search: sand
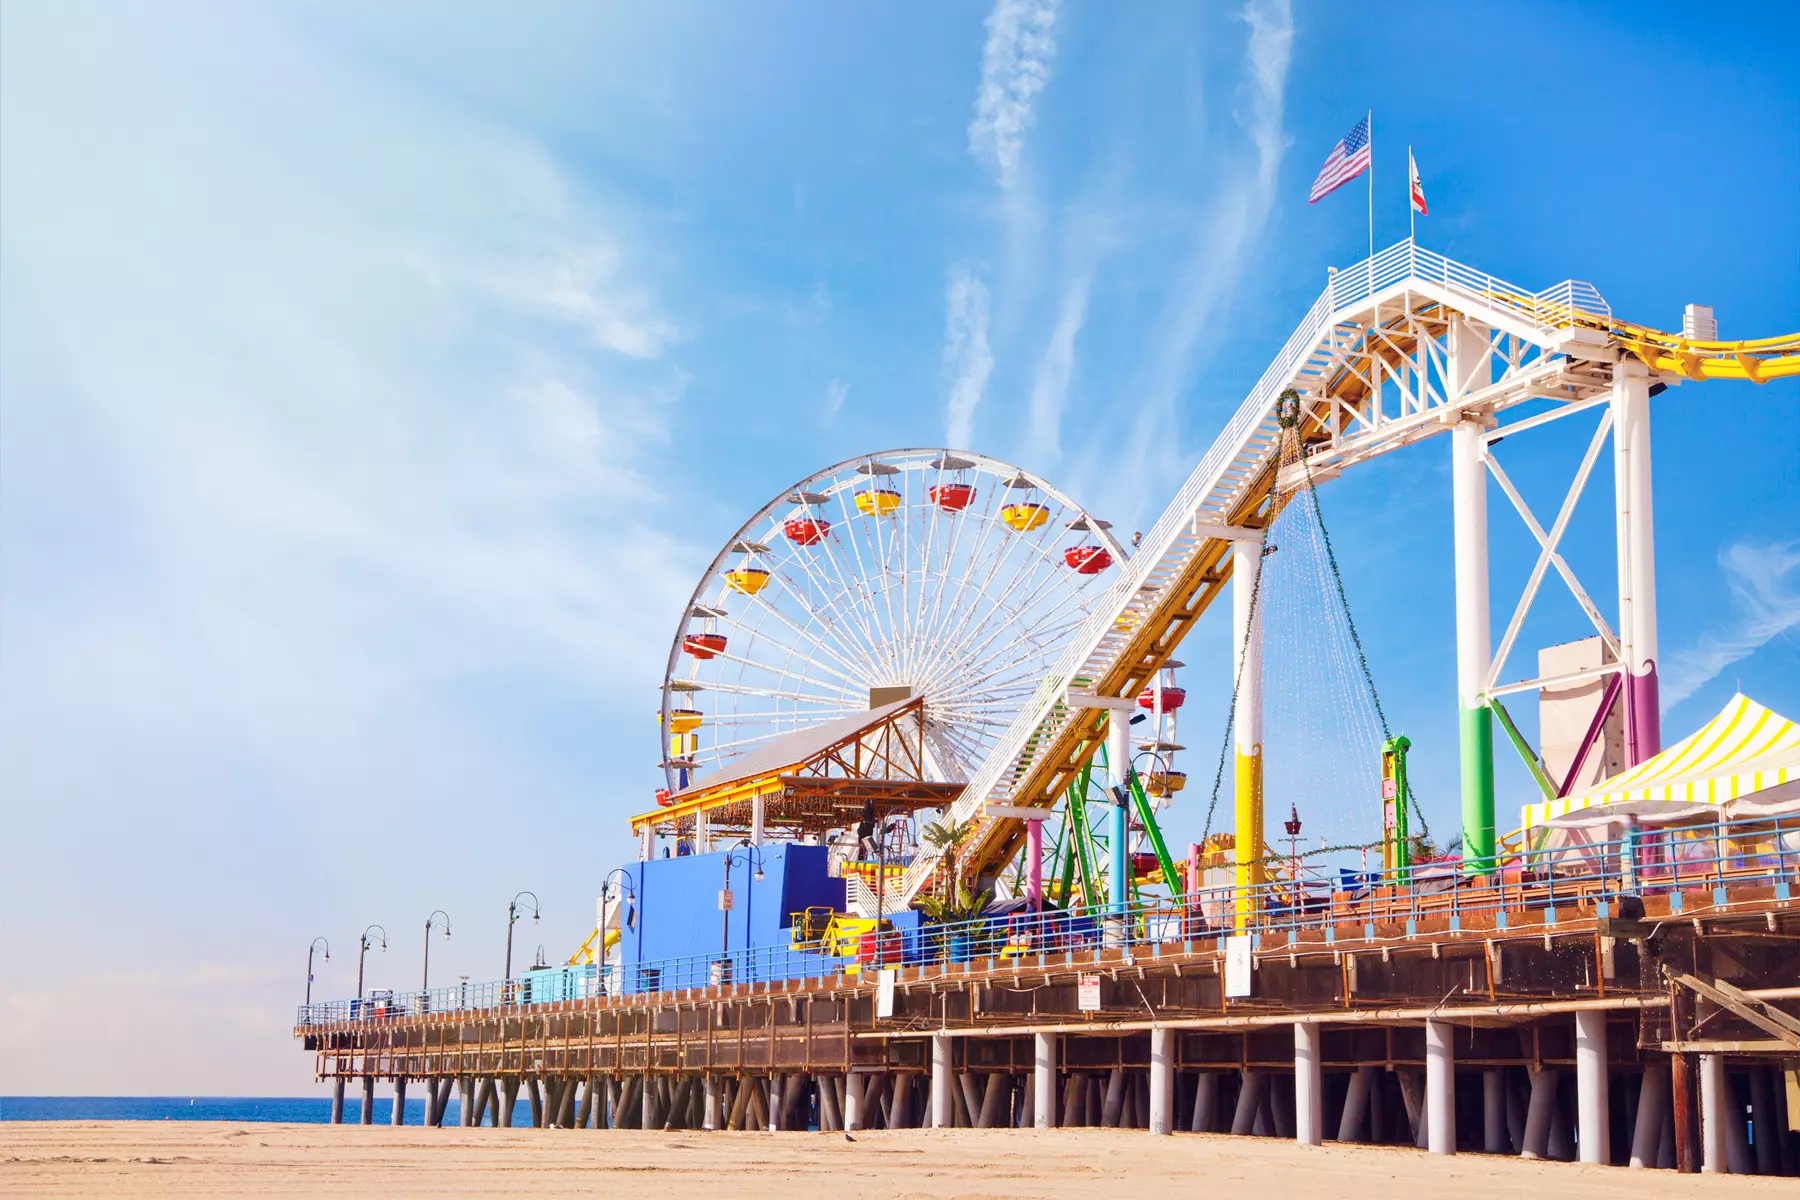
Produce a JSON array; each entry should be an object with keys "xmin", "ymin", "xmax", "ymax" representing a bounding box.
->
[{"xmin": 2, "ymin": 1121, "xmax": 1789, "ymax": 1197}]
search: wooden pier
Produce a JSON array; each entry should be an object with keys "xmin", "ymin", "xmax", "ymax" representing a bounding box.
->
[{"xmin": 300, "ymin": 878, "xmax": 1800, "ymax": 1173}]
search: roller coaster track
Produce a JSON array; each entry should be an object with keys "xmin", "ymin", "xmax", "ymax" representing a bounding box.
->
[{"xmin": 883, "ymin": 239, "xmax": 1798, "ymax": 911}]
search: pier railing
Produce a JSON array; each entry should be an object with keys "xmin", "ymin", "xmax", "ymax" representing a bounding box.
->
[{"xmin": 296, "ymin": 813, "xmax": 1796, "ymax": 1028}]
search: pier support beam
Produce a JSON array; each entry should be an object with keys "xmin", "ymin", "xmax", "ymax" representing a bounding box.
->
[
  {"xmin": 1699, "ymin": 1053, "xmax": 1725, "ymax": 1172},
  {"xmin": 1425, "ymin": 1019, "xmax": 1454, "ymax": 1155},
  {"xmin": 459, "ymin": 1076, "xmax": 475, "ymax": 1127},
  {"xmin": 330, "ymin": 1077, "xmax": 345, "ymax": 1125},
  {"xmin": 473, "ymin": 1078, "xmax": 494, "ymax": 1128},
  {"xmin": 1150, "ymin": 1028, "xmax": 1175, "ymax": 1135},
  {"xmin": 1632, "ymin": 1064, "xmax": 1670, "ymax": 1168},
  {"xmin": 1337, "ymin": 1066, "xmax": 1370, "ymax": 1142},
  {"xmin": 1231, "ymin": 540, "xmax": 1265, "ymax": 927},
  {"xmin": 1575, "ymin": 1009, "xmax": 1609, "ymax": 1165},
  {"xmin": 1483, "ymin": 1069, "xmax": 1506, "ymax": 1153},
  {"xmin": 1192, "ymin": 1072, "xmax": 1218, "ymax": 1134},
  {"xmin": 1294, "ymin": 1023, "xmax": 1322, "ymax": 1146},
  {"xmin": 434, "ymin": 1077, "xmax": 453, "ymax": 1127},
  {"xmin": 1522, "ymin": 1067, "xmax": 1554, "ymax": 1158},
  {"xmin": 424, "ymin": 1078, "xmax": 439, "ymax": 1127},
  {"xmin": 931, "ymin": 1034, "xmax": 953, "ymax": 1128},
  {"xmin": 1231, "ymin": 1070, "xmax": 1263, "ymax": 1136},
  {"xmin": 845, "ymin": 1073, "xmax": 865, "ymax": 1131},
  {"xmin": 360, "ymin": 1075, "xmax": 374, "ymax": 1125},
  {"xmin": 499, "ymin": 1078, "xmax": 518, "ymax": 1128},
  {"xmin": 392, "ymin": 1077, "xmax": 407, "ymax": 1126},
  {"xmin": 1034, "ymin": 1033, "xmax": 1057, "ymax": 1128},
  {"xmin": 704, "ymin": 1075, "xmax": 721, "ymax": 1130}
]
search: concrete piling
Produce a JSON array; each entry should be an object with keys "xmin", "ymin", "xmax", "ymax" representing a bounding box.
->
[
  {"xmin": 1574, "ymin": 1009, "xmax": 1609, "ymax": 1165},
  {"xmin": 1631, "ymin": 1065, "xmax": 1670, "ymax": 1168},
  {"xmin": 473, "ymin": 1078, "xmax": 495, "ymax": 1128},
  {"xmin": 391, "ymin": 1077, "xmax": 407, "ymax": 1126},
  {"xmin": 360, "ymin": 1076, "xmax": 375, "ymax": 1125},
  {"xmin": 1424, "ymin": 1019, "xmax": 1454, "ymax": 1155},
  {"xmin": 1293, "ymin": 1024, "xmax": 1321, "ymax": 1146},
  {"xmin": 330, "ymin": 1077, "xmax": 345, "ymax": 1125},
  {"xmin": 458, "ymin": 1076, "xmax": 475, "ymax": 1127}
]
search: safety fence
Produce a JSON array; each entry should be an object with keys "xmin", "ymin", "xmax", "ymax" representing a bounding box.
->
[{"xmin": 297, "ymin": 813, "xmax": 1796, "ymax": 1029}]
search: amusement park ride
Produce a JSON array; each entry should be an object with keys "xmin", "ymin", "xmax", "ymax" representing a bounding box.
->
[
  {"xmin": 299, "ymin": 239, "xmax": 1800, "ymax": 1164},
  {"xmin": 606, "ymin": 240, "xmax": 1798, "ymax": 967}
]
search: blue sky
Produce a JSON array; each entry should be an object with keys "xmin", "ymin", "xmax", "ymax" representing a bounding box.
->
[{"xmin": 1, "ymin": 0, "xmax": 1794, "ymax": 1093}]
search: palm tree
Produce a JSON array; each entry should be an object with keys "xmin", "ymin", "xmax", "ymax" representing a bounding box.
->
[{"xmin": 921, "ymin": 817, "xmax": 975, "ymax": 899}]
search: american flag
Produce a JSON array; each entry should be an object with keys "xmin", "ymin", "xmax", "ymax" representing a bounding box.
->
[{"xmin": 1308, "ymin": 115, "xmax": 1371, "ymax": 204}]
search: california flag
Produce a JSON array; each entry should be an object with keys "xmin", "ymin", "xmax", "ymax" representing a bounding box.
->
[{"xmin": 1408, "ymin": 149, "xmax": 1427, "ymax": 216}]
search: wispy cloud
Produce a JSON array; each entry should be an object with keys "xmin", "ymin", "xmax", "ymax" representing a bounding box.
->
[
  {"xmin": 943, "ymin": 266, "xmax": 994, "ymax": 449},
  {"xmin": 1661, "ymin": 539, "xmax": 1800, "ymax": 708},
  {"xmin": 968, "ymin": 0, "xmax": 1060, "ymax": 190},
  {"xmin": 1107, "ymin": 0, "xmax": 1293, "ymax": 519},
  {"xmin": 824, "ymin": 378, "xmax": 849, "ymax": 422},
  {"xmin": 1023, "ymin": 257, "xmax": 1095, "ymax": 468}
]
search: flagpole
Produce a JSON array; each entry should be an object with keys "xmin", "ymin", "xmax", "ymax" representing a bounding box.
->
[
  {"xmin": 1408, "ymin": 144, "xmax": 1415, "ymax": 242},
  {"xmin": 1367, "ymin": 109, "xmax": 1374, "ymax": 298}
]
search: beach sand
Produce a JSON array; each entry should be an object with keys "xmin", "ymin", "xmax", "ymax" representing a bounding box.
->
[{"xmin": 2, "ymin": 1121, "xmax": 1788, "ymax": 1197}]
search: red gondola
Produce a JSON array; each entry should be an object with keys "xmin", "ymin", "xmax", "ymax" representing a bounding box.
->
[
  {"xmin": 683, "ymin": 632, "xmax": 728, "ymax": 659},
  {"xmin": 784, "ymin": 517, "xmax": 830, "ymax": 546},
  {"xmin": 1063, "ymin": 545, "xmax": 1112, "ymax": 574},
  {"xmin": 1137, "ymin": 685, "xmax": 1186, "ymax": 710},
  {"xmin": 654, "ymin": 787, "xmax": 673, "ymax": 807},
  {"xmin": 929, "ymin": 483, "xmax": 976, "ymax": 512}
]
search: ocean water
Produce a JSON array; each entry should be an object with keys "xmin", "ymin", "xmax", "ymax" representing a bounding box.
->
[{"xmin": 0, "ymin": 1096, "xmax": 465, "ymax": 1124}]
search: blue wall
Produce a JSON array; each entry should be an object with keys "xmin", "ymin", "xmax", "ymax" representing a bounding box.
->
[{"xmin": 612, "ymin": 843, "xmax": 846, "ymax": 991}]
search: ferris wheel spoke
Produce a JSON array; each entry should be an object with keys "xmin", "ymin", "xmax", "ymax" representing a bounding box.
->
[
  {"xmin": 775, "ymin": 540, "xmax": 890, "ymax": 677},
  {"xmin": 909, "ymin": 492, "xmax": 1012, "ymax": 686},
  {"xmin": 812, "ymin": 490, "xmax": 901, "ymax": 680},
  {"xmin": 700, "ymin": 679, "xmax": 863, "ymax": 707},
  {"xmin": 703, "ymin": 646, "xmax": 866, "ymax": 699},
  {"xmin": 834, "ymin": 481, "xmax": 906, "ymax": 681},
  {"xmin": 741, "ymin": 575, "xmax": 886, "ymax": 686}
]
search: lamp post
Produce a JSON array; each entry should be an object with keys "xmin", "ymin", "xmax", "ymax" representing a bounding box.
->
[
  {"xmin": 305, "ymin": 937, "xmax": 330, "ymax": 1006},
  {"xmin": 504, "ymin": 891, "xmax": 540, "ymax": 980},
  {"xmin": 720, "ymin": 842, "xmax": 767, "ymax": 959},
  {"xmin": 603, "ymin": 869, "xmax": 637, "ymax": 992},
  {"xmin": 423, "ymin": 911, "xmax": 451, "ymax": 991},
  {"xmin": 356, "ymin": 925, "xmax": 387, "ymax": 999}
]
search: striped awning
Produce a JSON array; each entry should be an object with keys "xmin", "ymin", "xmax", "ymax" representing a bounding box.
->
[{"xmin": 1522, "ymin": 692, "xmax": 1800, "ymax": 829}]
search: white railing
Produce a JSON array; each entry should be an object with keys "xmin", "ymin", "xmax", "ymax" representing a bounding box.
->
[{"xmin": 893, "ymin": 240, "xmax": 1609, "ymax": 906}]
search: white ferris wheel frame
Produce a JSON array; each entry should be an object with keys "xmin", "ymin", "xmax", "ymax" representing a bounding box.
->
[{"xmin": 658, "ymin": 448, "xmax": 1129, "ymax": 795}]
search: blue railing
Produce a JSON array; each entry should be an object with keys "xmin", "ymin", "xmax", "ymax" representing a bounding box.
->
[{"xmin": 297, "ymin": 814, "xmax": 1797, "ymax": 1028}]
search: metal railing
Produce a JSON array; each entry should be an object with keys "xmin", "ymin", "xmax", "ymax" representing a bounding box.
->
[{"xmin": 298, "ymin": 813, "xmax": 1796, "ymax": 1029}]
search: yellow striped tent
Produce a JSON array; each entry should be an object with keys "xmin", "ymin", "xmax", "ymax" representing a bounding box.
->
[{"xmin": 1522, "ymin": 693, "xmax": 1800, "ymax": 831}]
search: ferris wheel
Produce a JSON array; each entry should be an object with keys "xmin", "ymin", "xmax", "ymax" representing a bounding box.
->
[{"xmin": 659, "ymin": 449, "xmax": 1129, "ymax": 794}]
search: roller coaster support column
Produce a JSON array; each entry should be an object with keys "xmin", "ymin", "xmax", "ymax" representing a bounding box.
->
[
  {"xmin": 1232, "ymin": 539, "xmax": 1265, "ymax": 929},
  {"xmin": 1452, "ymin": 417, "xmax": 1495, "ymax": 875},
  {"xmin": 1450, "ymin": 310, "xmax": 1495, "ymax": 876},
  {"xmin": 1107, "ymin": 712, "xmax": 1131, "ymax": 944},
  {"xmin": 1613, "ymin": 360, "xmax": 1660, "ymax": 764}
]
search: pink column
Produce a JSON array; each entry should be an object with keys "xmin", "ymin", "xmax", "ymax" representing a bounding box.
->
[{"xmin": 1026, "ymin": 818, "xmax": 1044, "ymax": 911}]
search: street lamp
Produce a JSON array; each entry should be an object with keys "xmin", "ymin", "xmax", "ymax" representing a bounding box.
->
[
  {"xmin": 423, "ymin": 910, "xmax": 451, "ymax": 990},
  {"xmin": 305, "ymin": 937, "xmax": 330, "ymax": 1006},
  {"xmin": 720, "ymin": 841, "xmax": 767, "ymax": 966},
  {"xmin": 602, "ymin": 869, "xmax": 638, "ymax": 991},
  {"xmin": 504, "ymin": 891, "xmax": 540, "ymax": 980},
  {"xmin": 356, "ymin": 925, "xmax": 387, "ymax": 999}
]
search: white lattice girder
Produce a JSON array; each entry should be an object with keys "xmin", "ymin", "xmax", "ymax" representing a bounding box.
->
[{"xmin": 889, "ymin": 240, "xmax": 1642, "ymax": 908}]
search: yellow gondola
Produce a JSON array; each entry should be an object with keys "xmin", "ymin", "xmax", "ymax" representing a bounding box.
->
[
  {"xmin": 658, "ymin": 708, "xmax": 704, "ymax": 734},
  {"xmin": 1146, "ymin": 770, "xmax": 1187, "ymax": 797},
  {"xmin": 1000, "ymin": 501, "xmax": 1049, "ymax": 532},
  {"xmin": 854, "ymin": 488, "xmax": 902, "ymax": 517},
  {"xmin": 725, "ymin": 567, "xmax": 771, "ymax": 595}
]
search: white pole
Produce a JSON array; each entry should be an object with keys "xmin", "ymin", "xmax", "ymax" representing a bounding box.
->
[
  {"xmin": 1699, "ymin": 1053, "xmax": 1726, "ymax": 1172},
  {"xmin": 1150, "ymin": 1027, "xmax": 1175, "ymax": 1135},
  {"xmin": 931, "ymin": 1033, "xmax": 953, "ymax": 1128},
  {"xmin": 1294, "ymin": 1023, "xmax": 1323, "ymax": 1146},
  {"xmin": 1034, "ymin": 1032, "xmax": 1058, "ymax": 1128},
  {"xmin": 1574, "ymin": 1009, "xmax": 1610, "ymax": 1164},
  {"xmin": 1612, "ymin": 359, "xmax": 1661, "ymax": 764},
  {"xmin": 1366, "ymin": 109, "xmax": 1375, "ymax": 297},
  {"xmin": 1408, "ymin": 144, "xmax": 1415, "ymax": 243},
  {"xmin": 1425, "ymin": 1019, "xmax": 1455, "ymax": 1155}
]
